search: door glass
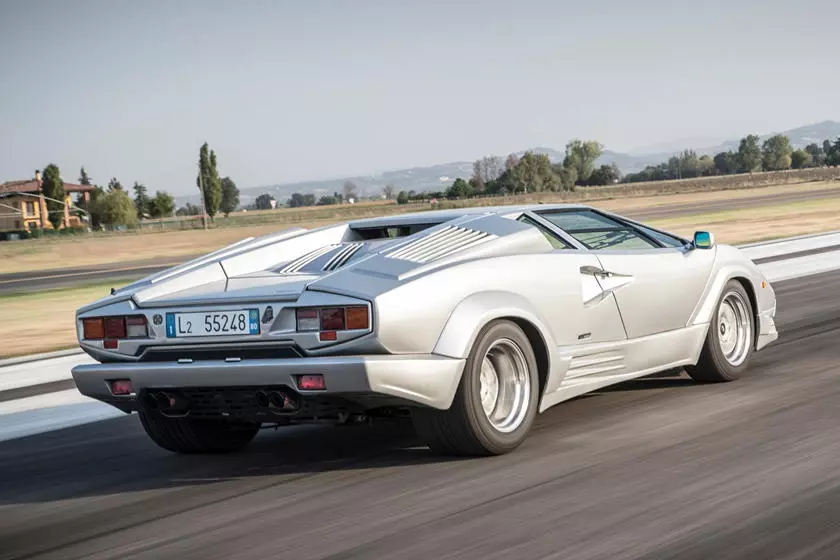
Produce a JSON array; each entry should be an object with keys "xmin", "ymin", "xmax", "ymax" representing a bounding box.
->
[
  {"xmin": 516, "ymin": 214, "xmax": 573, "ymax": 249},
  {"xmin": 538, "ymin": 210, "xmax": 658, "ymax": 250}
]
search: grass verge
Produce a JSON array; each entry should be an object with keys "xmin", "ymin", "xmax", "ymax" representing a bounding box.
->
[{"xmin": 3, "ymin": 195, "xmax": 840, "ymax": 359}]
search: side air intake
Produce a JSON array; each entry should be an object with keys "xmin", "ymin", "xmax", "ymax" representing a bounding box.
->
[
  {"xmin": 386, "ymin": 226, "xmax": 496, "ymax": 263},
  {"xmin": 322, "ymin": 243, "xmax": 364, "ymax": 271}
]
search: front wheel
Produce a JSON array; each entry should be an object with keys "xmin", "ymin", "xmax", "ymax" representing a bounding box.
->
[
  {"xmin": 686, "ymin": 280, "xmax": 755, "ymax": 383},
  {"xmin": 138, "ymin": 412, "xmax": 261, "ymax": 454},
  {"xmin": 412, "ymin": 320, "xmax": 539, "ymax": 456}
]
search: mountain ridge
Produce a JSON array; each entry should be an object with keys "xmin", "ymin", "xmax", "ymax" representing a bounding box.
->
[{"xmin": 179, "ymin": 120, "xmax": 840, "ymax": 206}]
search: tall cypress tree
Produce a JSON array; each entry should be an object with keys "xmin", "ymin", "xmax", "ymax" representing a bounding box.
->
[
  {"xmin": 197, "ymin": 143, "xmax": 222, "ymax": 220},
  {"xmin": 41, "ymin": 164, "xmax": 65, "ymax": 229}
]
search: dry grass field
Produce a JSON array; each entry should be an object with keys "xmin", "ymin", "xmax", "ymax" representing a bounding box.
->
[
  {"xmin": 2, "ymin": 191, "xmax": 840, "ymax": 358},
  {"xmin": 2, "ymin": 179, "xmax": 839, "ymax": 275}
]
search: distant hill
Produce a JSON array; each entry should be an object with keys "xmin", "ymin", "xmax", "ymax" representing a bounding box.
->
[{"xmin": 177, "ymin": 120, "xmax": 840, "ymax": 207}]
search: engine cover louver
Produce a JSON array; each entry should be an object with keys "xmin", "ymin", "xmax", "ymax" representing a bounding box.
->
[
  {"xmin": 322, "ymin": 243, "xmax": 364, "ymax": 271},
  {"xmin": 278, "ymin": 245, "xmax": 340, "ymax": 274},
  {"xmin": 386, "ymin": 226, "xmax": 496, "ymax": 263}
]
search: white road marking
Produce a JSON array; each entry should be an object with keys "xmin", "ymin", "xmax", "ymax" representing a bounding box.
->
[
  {"xmin": 2, "ymin": 232, "xmax": 840, "ymax": 443},
  {"xmin": 0, "ymin": 389, "xmax": 126, "ymax": 443}
]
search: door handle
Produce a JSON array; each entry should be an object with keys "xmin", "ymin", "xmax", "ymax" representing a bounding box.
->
[{"xmin": 580, "ymin": 265, "xmax": 612, "ymax": 278}]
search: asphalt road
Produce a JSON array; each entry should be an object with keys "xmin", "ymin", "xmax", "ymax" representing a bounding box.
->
[
  {"xmin": 1, "ymin": 183, "xmax": 839, "ymax": 295},
  {"xmin": 1, "ymin": 270, "xmax": 840, "ymax": 559}
]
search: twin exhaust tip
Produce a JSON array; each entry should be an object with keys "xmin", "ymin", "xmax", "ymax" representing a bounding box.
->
[
  {"xmin": 255, "ymin": 389, "xmax": 298, "ymax": 412},
  {"xmin": 142, "ymin": 388, "xmax": 299, "ymax": 416},
  {"xmin": 143, "ymin": 390, "xmax": 190, "ymax": 416}
]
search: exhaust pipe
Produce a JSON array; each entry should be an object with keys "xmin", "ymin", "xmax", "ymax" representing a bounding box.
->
[
  {"xmin": 268, "ymin": 390, "xmax": 298, "ymax": 411},
  {"xmin": 144, "ymin": 390, "xmax": 190, "ymax": 416},
  {"xmin": 255, "ymin": 390, "xmax": 270, "ymax": 408}
]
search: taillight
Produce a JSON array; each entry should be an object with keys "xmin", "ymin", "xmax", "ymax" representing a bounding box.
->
[
  {"xmin": 82, "ymin": 318, "xmax": 105, "ymax": 339},
  {"xmin": 126, "ymin": 316, "xmax": 148, "ymax": 338},
  {"xmin": 320, "ymin": 308, "xmax": 345, "ymax": 330},
  {"xmin": 104, "ymin": 317, "xmax": 126, "ymax": 339},
  {"xmin": 295, "ymin": 306, "xmax": 370, "ymax": 337},
  {"xmin": 82, "ymin": 315, "xmax": 148, "ymax": 340}
]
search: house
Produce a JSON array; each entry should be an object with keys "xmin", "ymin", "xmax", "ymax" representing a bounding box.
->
[{"xmin": 0, "ymin": 171, "xmax": 97, "ymax": 232}]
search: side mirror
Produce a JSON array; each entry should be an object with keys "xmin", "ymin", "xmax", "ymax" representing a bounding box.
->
[{"xmin": 693, "ymin": 231, "xmax": 715, "ymax": 249}]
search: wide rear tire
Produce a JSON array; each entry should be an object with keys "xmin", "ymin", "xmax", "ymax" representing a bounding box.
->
[
  {"xmin": 412, "ymin": 320, "xmax": 539, "ymax": 456},
  {"xmin": 686, "ymin": 280, "xmax": 755, "ymax": 383},
  {"xmin": 138, "ymin": 412, "xmax": 261, "ymax": 454}
]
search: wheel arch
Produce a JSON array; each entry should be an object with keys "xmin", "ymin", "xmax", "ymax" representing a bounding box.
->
[
  {"xmin": 433, "ymin": 291, "xmax": 556, "ymax": 397},
  {"xmin": 732, "ymin": 275, "xmax": 760, "ymax": 348}
]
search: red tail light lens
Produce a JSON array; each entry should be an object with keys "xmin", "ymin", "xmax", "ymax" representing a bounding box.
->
[
  {"xmin": 82, "ymin": 318, "xmax": 105, "ymax": 339},
  {"xmin": 82, "ymin": 315, "xmax": 148, "ymax": 341},
  {"xmin": 104, "ymin": 317, "xmax": 127, "ymax": 339},
  {"xmin": 320, "ymin": 308, "xmax": 345, "ymax": 330}
]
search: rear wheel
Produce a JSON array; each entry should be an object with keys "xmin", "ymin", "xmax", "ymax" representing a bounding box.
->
[
  {"xmin": 412, "ymin": 320, "xmax": 539, "ymax": 456},
  {"xmin": 686, "ymin": 280, "xmax": 754, "ymax": 383},
  {"xmin": 138, "ymin": 412, "xmax": 260, "ymax": 454}
]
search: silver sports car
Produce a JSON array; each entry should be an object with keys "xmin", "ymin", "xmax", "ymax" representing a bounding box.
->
[{"xmin": 71, "ymin": 204, "xmax": 778, "ymax": 456}]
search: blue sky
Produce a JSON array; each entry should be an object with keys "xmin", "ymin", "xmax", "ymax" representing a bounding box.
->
[{"xmin": 1, "ymin": 0, "xmax": 838, "ymax": 195}]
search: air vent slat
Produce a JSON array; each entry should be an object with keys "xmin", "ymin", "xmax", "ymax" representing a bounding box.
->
[
  {"xmin": 279, "ymin": 245, "xmax": 339, "ymax": 274},
  {"xmin": 386, "ymin": 226, "xmax": 496, "ymax": 263},
  {"xmin": 323, "ymin": 243, "xmax": 364, "ymax": 271}
]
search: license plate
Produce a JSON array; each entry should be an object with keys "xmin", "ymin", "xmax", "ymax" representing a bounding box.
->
[{"xmin": 165, "ymin": 309, "xmax": 260, "ymax": 338}]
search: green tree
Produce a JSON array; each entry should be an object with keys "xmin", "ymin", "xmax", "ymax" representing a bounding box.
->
[
  {"xmin": 79, "ymin": 167, "xmax": 92, "ymax": 186},
  {"xmin": 583, "ymin": 164, "xmax": 621, "ymax": 186},
  {"xmin": 713, "ymin": 151, "xmax": 737, "ymax": 174},
  {"xmin": 254, "ymin": 194, "xmax": 275, "ymax": 210},
  {"xmin": 761, "ymin": 135, "xmax": 793, "ymax": 171},
  {"xmin": 197, "ymin": 142, "xmax": 222, "ymax": 220},
  {"xmin": 149, "ymin": 191, "xmax": 175, "ymax": 218},
  {"xmin": 86, "ymin": 186, "xmax": 106, "ymax": 229},
  {"xmin": 828, "ymin": 138, "xmax": 840, "ymax": 166},
  {"xmin": 737, "ymin": 135, "xmax": 762, "ymax": 173},
  {"xmin": 446, "ymin": 178, "xmax": 473, "ymax": 198},
  {"xmin": 317, "ymin": 195, "xmax": 339, "ymax": 205},
  {"xmin": 805, "ymin": 143, "xmax": 825, "ymax": 166},
  {"xmin": 382, "ymin": 184, "xmax": 396, "ymax": 200},
  {"xmin": 92, "ymin": 188, "xmax": 138, "ymax": 228},
  {"xmin": 133, "ymin": 182, "xmax": 151, "ymax": 218},
  {"xmin": 107, "ymin": 177, "xmax": 123, "ymax": 191},
  {"xmin": 40, "ymin": 164, "xmax": 65, "ymax": 230},
  {"xmin": 698, "ymin": 155, "xmax": 715, "ymax": 176},
  {"xmin": 220, "ymin": 177, "xmax": 240, "ymax": 217},
  {"xmin": 563, "ymin": 140, "xmax": 603, "ymax": 183},
  {"xmin": 511, "ymin": 152, "xmax": 561, "ymax": 193},
  {"xmin": 790, "ymin": 149, "xmax": 812, "ymax": 169},
  {"xmin": 176, "ymin": 203, "xmax": 203, "ymax": 216},
  {"xmin": 396, "ymin": 190, "xmax": 409, "ymax": 204}
]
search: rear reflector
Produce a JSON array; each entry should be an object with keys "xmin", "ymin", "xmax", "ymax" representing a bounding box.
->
[
  {"xmin": 104, "ymin": 317, "xmax": 126, "ymax": 339},
  {"xmin": 297, "ymin": 374, "xmax": 326, "ymax": 390},
  {"xmin": 104, "ymin": 339, "xmax": 118, "ymax": 349},
  {"xmin": 319, "ymin": 330, "xmax": 337, "ymax": 341},
  {"xmin": 345, "ymin": 306, "xmax": 369, "ymax": 330},
  {"xmin": 320, "ymin": 307, "xmax": 345, "ymax": 331},
  {"xmin": 83, "ymin": 318, "xmax": 105, "ymax": 339},
  {"xmin": 109, "ymin": 379, "xmax": 133, "ymax": 395}
]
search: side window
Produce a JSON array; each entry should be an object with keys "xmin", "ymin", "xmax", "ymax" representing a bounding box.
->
[
  {"xmin": 537, "ymin": 210, "xmax": 659, "ymax": 250},
  {"xmin": 516, "ymin": 214, "xmax": 573, "ymax": 249},
  {"xmin": 631, "ymin": 224, "xmax": 686, "ymax": 248}
]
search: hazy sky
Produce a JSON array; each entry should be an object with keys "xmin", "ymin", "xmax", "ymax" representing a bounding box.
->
[{"xmin": 1, "ymin": 0, "xmax": 838, "ymax": 195}]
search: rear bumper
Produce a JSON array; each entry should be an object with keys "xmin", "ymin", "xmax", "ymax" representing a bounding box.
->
[{"xmin": 71, "ymin": 354, "xmax": 465, "ymax": 412}]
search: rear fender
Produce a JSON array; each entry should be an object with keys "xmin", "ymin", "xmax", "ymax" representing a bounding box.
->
[{"xmin": 433, "ymin": 290, "xmax": 556, "ymax": 363}]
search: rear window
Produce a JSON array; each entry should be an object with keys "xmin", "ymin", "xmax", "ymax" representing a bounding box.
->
[{"xmin": 352, "ymin": 223, "xmax": 438, "ymax": 240}]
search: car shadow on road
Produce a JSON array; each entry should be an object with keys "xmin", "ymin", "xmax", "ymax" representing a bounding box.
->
[{"xmin": 0, "ymin": 415, "xmax": 460, "ymax": 506}]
